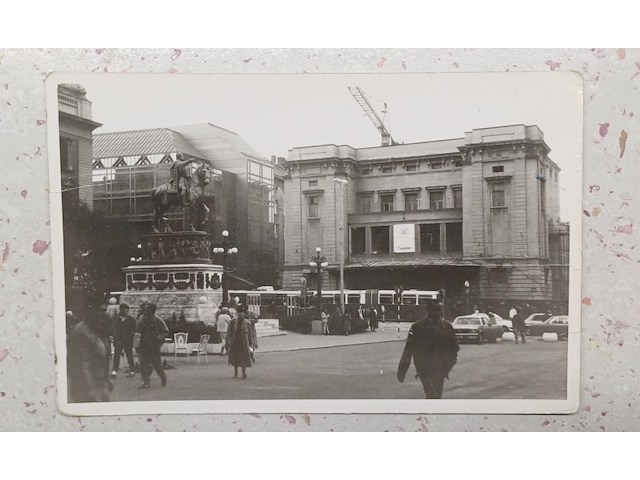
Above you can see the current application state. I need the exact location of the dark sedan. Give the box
[527,315,568,340]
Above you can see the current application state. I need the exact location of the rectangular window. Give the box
[404,193,418,211]
[381,194,395,212]
[360,168,371,176]
[357,195,372,214]
[308,180,318,187]
[405,164,417,172]
[453,188,463,208]
[492,165,504,173]
[430,160,443,169]
[420,224,440,253]
[429,190,444,209]
[488,268,508,284]
[308,196,319,218]
[446,222,463,252]
[60,136,78,172]
[379,293,394,305]
[351,227,366,255]
[371,226,390,254]
[381,166,393,174]
[490,182,507,215]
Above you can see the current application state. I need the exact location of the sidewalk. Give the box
[257,323,409,353]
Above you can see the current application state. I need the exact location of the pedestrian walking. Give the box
[397,302,459,399]
[342,310,352,336]
[225,305,254,379]
[369,308,379,332]
[512,306,527,344]
[111,303,137,378]
[321,309,330,335]
[509,305,517,320]
[135,303,169,389]
[216,307,231,355]
[67,304,113,403]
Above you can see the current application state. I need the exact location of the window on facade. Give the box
[420,224,440,253]
[381,166,393,174]
[308,180,318,187]
[404,193,418,211]
[357,195,372,214]
[492,165,504,173]
[453,188,463,208]
[488,268,508,284]
[308,196,320,218]
[490,182,507,215]
[351,227,366,255]
[430,160,443,169]
[371,226,390,254]
[60,136,78,172]
[446,222,463,252]
[405,164,417,172]
[381,194,395,212]
[429,190,445,209]
[360,168,371,176]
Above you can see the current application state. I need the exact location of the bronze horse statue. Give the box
[151,163,211,233]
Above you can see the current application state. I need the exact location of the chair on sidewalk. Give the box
[174,332,190,363]
[191,334,210,363]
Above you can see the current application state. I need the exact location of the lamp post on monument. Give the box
[212,230,238,305]
[333,175,348,314]
[309,247,328,317]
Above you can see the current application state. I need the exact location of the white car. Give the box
[487,312,513,332]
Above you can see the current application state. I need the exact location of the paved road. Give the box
[110,335,567,401]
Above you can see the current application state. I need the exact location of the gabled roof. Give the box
[93,128,206,159]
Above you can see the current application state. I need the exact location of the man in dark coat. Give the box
[397,302,459,399]
[67,304,113,403]
[111,303,136,378]
[135,303,169,389]
[512,306,527,344]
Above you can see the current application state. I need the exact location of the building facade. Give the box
[91,124,280,289]
[282,125,569,314]
[58,84,102,207]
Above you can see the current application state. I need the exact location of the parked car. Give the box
[451,314,504,344]
[527,315,568,339]
[487,312,513,332]
[524,312,553,334]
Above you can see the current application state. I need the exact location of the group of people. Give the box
[508,305,528,344]
[66,299,261,402]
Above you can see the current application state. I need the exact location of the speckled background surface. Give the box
[0,48,636,431]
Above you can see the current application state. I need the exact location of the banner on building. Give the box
[393,224,415,253]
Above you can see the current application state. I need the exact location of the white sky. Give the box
[72,72,582,219]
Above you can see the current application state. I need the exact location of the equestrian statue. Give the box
[150,154,211,233]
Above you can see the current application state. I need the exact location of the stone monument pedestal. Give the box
[120,232,224,323]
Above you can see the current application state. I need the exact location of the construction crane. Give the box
[348,86,398,146]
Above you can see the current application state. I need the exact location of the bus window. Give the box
[418,295,433,305]
[347,294,360,304]
[402,295,417,305]
[379,294,394,304]
[321,294,336,304]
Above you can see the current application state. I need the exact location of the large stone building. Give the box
[282,124,569,313]
[92,123,281,289]
[58,84,102,207]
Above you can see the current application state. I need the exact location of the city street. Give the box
[109,331,568,401]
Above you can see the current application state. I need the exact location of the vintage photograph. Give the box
[48,72,582,414]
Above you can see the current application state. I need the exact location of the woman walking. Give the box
[225,305,254,379]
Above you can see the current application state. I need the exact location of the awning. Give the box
[331,258,481,270]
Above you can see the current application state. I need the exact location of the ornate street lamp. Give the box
[212,230,238,305]
[464,280,470,314]
[309,247,329,317]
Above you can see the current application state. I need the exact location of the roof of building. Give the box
[336,258,480,270]
[93,128,206,159]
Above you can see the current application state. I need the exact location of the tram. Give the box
[229,288,441,322]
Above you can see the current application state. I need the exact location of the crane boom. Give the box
[348,86,396,146]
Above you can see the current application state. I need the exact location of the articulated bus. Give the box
[229,288,441,322]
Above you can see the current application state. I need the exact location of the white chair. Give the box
[174,332,190,362]
[191,334,210,363]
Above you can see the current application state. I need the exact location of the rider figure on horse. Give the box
[169,153,196,205]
